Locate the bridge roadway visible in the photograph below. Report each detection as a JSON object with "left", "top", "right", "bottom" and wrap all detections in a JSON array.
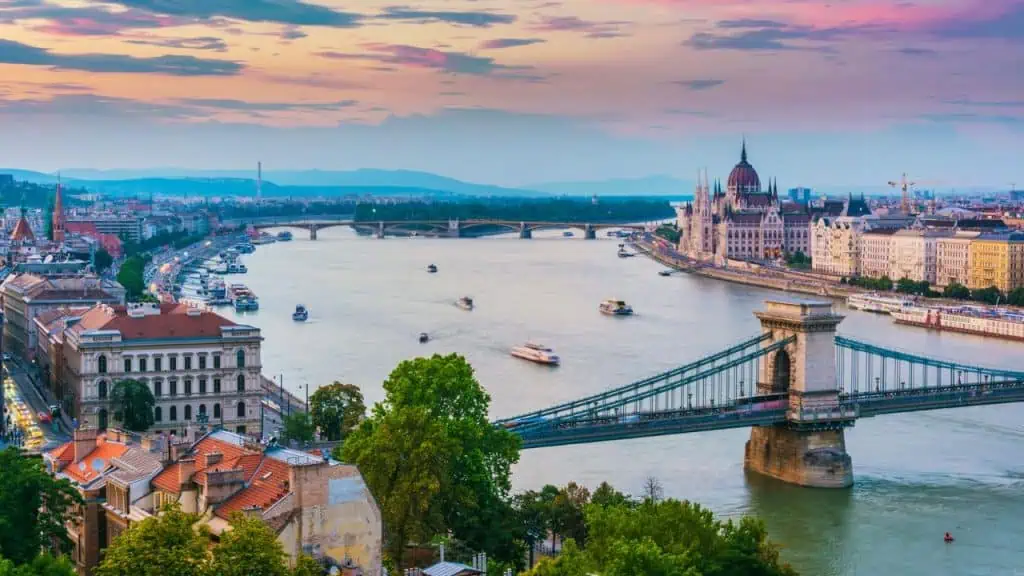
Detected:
[
  {"left": 513, "top": 380, "right": 1024, "bottom": 449},
  {"left": 238, "top": 217, "right": 647, "bottom": 239}
]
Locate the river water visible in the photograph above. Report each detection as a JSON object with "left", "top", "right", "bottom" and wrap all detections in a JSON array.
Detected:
[{"left": 226, "top": 227, "right": 1024, "bottom": 576}]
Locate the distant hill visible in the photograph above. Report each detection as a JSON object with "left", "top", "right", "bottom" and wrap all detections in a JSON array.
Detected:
[{"left": 529, "top": 175, "right": 692, "bottom": 197}]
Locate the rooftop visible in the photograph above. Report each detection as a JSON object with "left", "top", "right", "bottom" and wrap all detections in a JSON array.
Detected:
[{"left": 68, "top": 302, "right": 246, "bottom": 342}]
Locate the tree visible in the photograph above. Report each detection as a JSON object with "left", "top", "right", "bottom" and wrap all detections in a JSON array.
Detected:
[
  {"left": 109, "top": 379, "right": 155, "bottom": 432},
  {"left": 341, "top": 353, "right": 521, "bottom": 568},
  {"left": 1008, "top": 287, "right": 1024, "bottom": 307},
  {"left": 93, "top": 505, "right": 210, "bottom": 576},
  {"left": 289, "top": 556, "right": 323, "bottom": 576},
  {"left": 971, "top": 286, "right": 1002, "bottom": 305},
  {"left": 590, "top": 482, "right": 632, "bottom": 509},
  {"left": 523, "top": 540, "right": 591, "bottom": 576},
  {"left": 309, "top": 382, "right": 365, "bottom": 442},
  {"left": 116, "top": 256, "right": 147, "bottom": 299},
  {"left": 642, "top": 476, "right": 664, "bottom": 503},
  {"left": 551, "top": 483, "right": 590, "bottom": 547},
  {"left": 280, "top": 412, "right": 315, "bottom": 444},
  {"left": 0, "top": 448, "right": 82, "bottom": 564},
  {"left": 0, "top": 554, "right": 76, "bottom": 576},
  {"left": 93, "top": 249, "right": 114, "bottom": 274},
  {"left": 210, "top": 514, "right": 289, "bottom": 576}
]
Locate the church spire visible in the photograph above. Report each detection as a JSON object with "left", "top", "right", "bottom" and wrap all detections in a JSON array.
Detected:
[{"left": 741, "top": 137, "right": 747, "bottom": 163}]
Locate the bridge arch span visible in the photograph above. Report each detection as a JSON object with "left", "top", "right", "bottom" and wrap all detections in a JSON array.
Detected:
[
  {"left": 771, "top": 349, "right": 791, "bottom": 393},
  {"left": 458, "top": 220, "right": 522, "bottom": 234}
]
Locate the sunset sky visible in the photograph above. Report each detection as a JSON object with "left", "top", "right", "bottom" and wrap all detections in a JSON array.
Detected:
[{"left": 0, "top": 0, "right": 1021, "bottom": 187}]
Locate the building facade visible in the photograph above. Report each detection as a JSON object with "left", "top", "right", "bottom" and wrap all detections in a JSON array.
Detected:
[
  {"left": 859, "top": 229, "right": 900, "bottom": 279},
  {"left": 888, "top": 230, "right": 947, "bottom": 284},
  {"left": 60, "top": 302, "right": 264, "bottom": 435},
  {"left": 0, "top": 273, "right": 126, "bottom": 360},
  {"left": 968, "top": 232, "right": 1024, "bottom": 292},
  {"left": 66, "top": 215, "right": 143, "bottom": 243},
  {"left": 935, "top": 231, "right": 980, "bottom": 288},
  {"left": 810, "top": 217, "right": 865, "bottom": 278},
  {"left": 676, "top": 141, "right": 810, "bottom": 262}
]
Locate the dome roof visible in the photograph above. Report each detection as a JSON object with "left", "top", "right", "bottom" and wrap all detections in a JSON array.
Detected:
[{"left": 727, "top": 140, "right": 761, "bottom": 193}]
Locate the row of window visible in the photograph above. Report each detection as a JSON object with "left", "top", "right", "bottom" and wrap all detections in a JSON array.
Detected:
[
  {"left": 97, "top": 349, "right": 248, "bottom": 374},
  {"left": 153, "top": 401, "right": 245, "bottom": 422},
  {"left": 95, "top": 375, "right": 246, "bottom": 399}
]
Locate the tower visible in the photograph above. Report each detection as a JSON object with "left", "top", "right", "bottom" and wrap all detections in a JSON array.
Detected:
[{"left": 53, "top": 175, "right": 65, "bottom": 243}]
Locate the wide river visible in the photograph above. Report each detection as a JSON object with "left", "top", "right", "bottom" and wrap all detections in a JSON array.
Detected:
[{"left": 226, "top": 227, "right": 1024, "bottom": 576}]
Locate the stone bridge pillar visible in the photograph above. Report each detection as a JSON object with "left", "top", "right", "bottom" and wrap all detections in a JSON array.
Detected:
[
  {"left": 584, "top": 224, "right": 596, "bottom": 240},
  {"left": 519, "top": 222, "right": 532, "bottom": 239},
  {"left": 744, "top": 300, "right": 854, "bottom": 488},
  {"left": 376, "top": 221, "right": 385, "bottom": 239},
  {"left": 309, "top": 225, "right": 318, "bottom": 241},
  {"left": 448, "top": 218, "right": 461, "bottom": 238}
]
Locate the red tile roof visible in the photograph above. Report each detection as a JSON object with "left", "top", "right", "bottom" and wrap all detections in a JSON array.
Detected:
[
  {"left": 71, "top": 302, "right": 237, "bottom": 341},
  {"left": 215, "top": 457, "right": 291, "bottom": 519},
  {"left": 48, "top": 442, "right": 74, "bottom": 467},
  {"left": 10, "top": 217, "right": 34, "bottom": 242},
  {"left": 152, "top": 463, "right": 185, "bottom": 494},
  {"left": 60, "top": 436, "right": 129, "bottom": 485}
]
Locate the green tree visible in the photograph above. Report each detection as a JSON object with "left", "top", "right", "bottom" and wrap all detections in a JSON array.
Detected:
[
  {"left": 109, "top": 379, "right": 156, "bottom": 432},
  {"left": 551, "top": 483, "right": 590, "bottom": 547},
  {"left": 523, "top": 540, "right": 591, "bottom": 576},
  {"left": 0, "top": 448, "right": 83, "bottom": 564},
  {"left": 280, "top": 412, "right": 315, "bottom": 444},
  {"left": 93, "top": 505, "right": 210, "bottom": 576},
  {"left": 0, "top": 554, "right": 76, "bottom": 576},
  {"left": 1007, "top": 287, "right": 1024, "bottom": 306},
  {"left": 590, "top": 482, "right": 633, "bottom": 509},
  {"left": 116, "top": 256, "right": 147, "bottom": 299},
  {"left": 210, "top": 514, "right": 288, "bottom": 576},
  {"left": 289, "top": 556, "right": 323, "bottom": 576},
  {"left": 971, "top": 286, "right": 1002, "bottom": 304},
  {"left": 309, "top": 382, "right": 365, "bottom": 442},
  {"left": 93, "top": 248, "right": 114, "bottom": 274}
]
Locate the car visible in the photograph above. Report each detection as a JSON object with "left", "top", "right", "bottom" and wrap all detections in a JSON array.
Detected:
[
  {"left": 37, "top": 411, "right": 51, "bottom": 424},
  {"left": 2, "top": 353, "right": 10, "bottom": 361}
]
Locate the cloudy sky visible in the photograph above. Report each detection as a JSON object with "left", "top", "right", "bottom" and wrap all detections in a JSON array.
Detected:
[{"left": 0, "top": 0, "right": 1021, "bottom": 187}]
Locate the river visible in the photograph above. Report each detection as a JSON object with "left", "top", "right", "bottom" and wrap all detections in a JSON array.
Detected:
[{"left": 225, "top": 227, "right": 1024, "bottom": 576}]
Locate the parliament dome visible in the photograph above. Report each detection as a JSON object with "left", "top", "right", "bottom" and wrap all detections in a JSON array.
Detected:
[{"left": 727, "top": 140, "right": 761, "bottom": 193}]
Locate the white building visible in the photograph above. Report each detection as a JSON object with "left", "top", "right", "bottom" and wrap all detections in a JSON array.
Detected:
[
  {"left": 887, "top": 229, "right": 950, "bottom": 284},
  {"left": 810, "top": 217, "right": 867, "bottom": 278},
  {"left": 61, "top": 302, "right": 264, "bottom": 436},
  {"left": 860, "top": 229, "right": 900, "bottom": 279},
  {"left": 936, "top": 231, "right": 980, "bottom": 288}
]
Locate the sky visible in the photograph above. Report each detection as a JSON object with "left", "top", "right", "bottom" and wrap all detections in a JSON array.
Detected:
[{"left": 0, "top": 0, "right": 1022, "bottom": 188}]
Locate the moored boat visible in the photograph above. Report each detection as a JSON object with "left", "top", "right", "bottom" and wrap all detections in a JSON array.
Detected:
[
  {"left": 277, "top": 231, "right": 293, "bottom": 241},
  {"left": 891, "top": 305, "right": 1024, "bottom": 341},
  {"left": 599, "top": 299, "right": 634, "bottom": 316},
  {"left": 292, "top": 304, "right": 308, "bottom": 322},
  {"left": 510, "top": 342, "right": 560, "bottom": 365},
  {"left": 847, "top": 293, "right": 916, "bottom": 315},
  {"left": 456, "top": 296, "right": 474, "bottom": 310}
]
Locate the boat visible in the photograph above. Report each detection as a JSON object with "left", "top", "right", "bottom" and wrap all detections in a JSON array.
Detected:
[
  {"left": 427, "top": 264, "right": 438, "bottom": 273},
  {"left": 599, "top": 299, "right": 634, "bottom": 316},
  {"left": 510, "top": 342, "right": 560, "bottom": 365},
  {"left": 456, "top": 296, "right": 474, "bottom": 311},
  {"left": 229, "top": 283, "right": 259, "bottom": 311},
  {"left": 419, "top": 332, "right": 429, "bottom": 343},
  {"left": 234, "top": 243, "right": 255, "bottom": 254},
  {"left": 277, "top": 231, "right": 293, "bottom": 241},
  {"left": 891, "top": 305, "right": 1024, "bottom": 341},
  {"left": 563, "top": 231, "right": 574, "bottom": 238},
  {"left": 617, "top": 249, "right": 635, "bottom": 258},
  {"left": 252, "top": 232, "right": 277, "bottom": 245},
  {"left": 846, "top": 293, "right": 916, "bottom": 315},
  {"left": 292, "top": 305, "right": 308, "bottom": 322},
  {"left": 658, "top": 270, "right": 672, "bottom": 277}
]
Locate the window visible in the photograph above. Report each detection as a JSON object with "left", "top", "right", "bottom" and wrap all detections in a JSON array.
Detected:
[
  {"left": 169, "top": 356, "right": 177, "bottom": 371},
  {"left": 236, "top": 349, "right": 245, "bottom": 368},
  {"left": 198, "top": 355, "right": 206, "bottom": 370},
  {"left": 98, "top": 380, "right": 107, "bottom": 399},
  {"left": 199, "top": 404, "right": 207, "bottom": 415},
  {"left": 169, "top": 380, "right": 177, "bottom": 396},
  {"left": 139, "top": 357, "right": 147, "bottom": 373},
  {"left": 236, "top": 374, "right": 245, "bottom": 392},
  {"left": 123, "top": 357, "right": 132, "bottom": 373},
  {"left": 199, "top": 377, "right": 207, "bottom": 395},
  {"left": 169, "top": 406, "right": 177, "bottom": 421},
  {"left": 213, "top": 403, "right": 221, "bottom": 419},
  {"left": 154, "top": 357, "right": 162, "bottom": 372},
  {"left": 235, "top": 425, "right": 246, "bottom": 435},
  {"left": 213, "top": 378, "right": 221, "bottom": 394},
  {"left": 153, "top": 380, "right": 162, "bottom": 397},
  {"left": 213, "top": 355, "right": 221, "bottom": 369},
  {"left": 184, "top": 405, "right": 192, "bottom": 420},
  {"left": 184, "top": 356, "right": 192, "bottom": 370},
  {"left": 236, "top": 402, "right": 245, "bottom": 418},
  {"left": 98, "top": 355, "right": 107, "bottom": 374},
  {"left": 184, "top": 378, "right": 192, "bottom": 396},
  {"left": 154, "top": 406, "right": 162, "bottom": 422}
]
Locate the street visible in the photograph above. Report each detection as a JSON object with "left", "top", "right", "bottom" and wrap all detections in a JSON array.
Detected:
[{"left": 2, "top": 357, "right": 69, "bottom": 452}]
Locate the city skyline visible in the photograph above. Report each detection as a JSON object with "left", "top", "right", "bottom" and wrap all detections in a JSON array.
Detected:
[{"left": 0, "top": 0, "right": 1021, "bottom": 187}]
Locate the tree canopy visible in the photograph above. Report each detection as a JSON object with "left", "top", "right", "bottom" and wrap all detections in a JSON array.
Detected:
[
  {"left": 309, "top": 382, "right": 365, "bottom": 442},
  {"left": 109, "top": 379, "right": 156, "bottom": 432},
  {"left": 280, "top": 412, "right": 315, "bottom": 444},
  {"left": 0, "top": 554, "right": 76, "bottom": 576},
  {"left": 93, "top": 248, "right": 114, "bottom": 274},
  {"left": 116, "top": 256, "right": 147, "bottom": 300},
  {"left": 340, "top": 354, "right": 521, "bottom": 569},
  {"left": 0, "top": 449, "right": 82, "bottom": 564},
  {"left": 209, "top": 514, "right": 290, "bottom": 576}
]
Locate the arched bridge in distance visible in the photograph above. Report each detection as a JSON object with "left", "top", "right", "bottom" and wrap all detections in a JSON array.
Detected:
[
  {"left": 240, "top": 217, "right": 648, "bottom": 240},
  {"left": 494, "top": 299, "right": 1024, "bottom": 489}
]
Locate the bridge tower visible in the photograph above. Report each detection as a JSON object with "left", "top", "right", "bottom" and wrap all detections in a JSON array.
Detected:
[
  {"left": 448, "top": 218, "right": 461, "bottom": 238},
  {"left": 584, "top": 224, "right": 596, "bottom": 240},
  {"left": 519, "top": 222, "right": 532, "bottom": 239},
  {"left": 309, "top": 225, "right": 318, "bottom": 241},
  {"left": 744, "top": 300, "right": 855, "bottom": 488},
  {"left": 376, "top": 221, "right": 385, "bottom": 239}
]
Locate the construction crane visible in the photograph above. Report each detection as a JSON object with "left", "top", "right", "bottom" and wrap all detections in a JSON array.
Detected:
[{"left": 888, "top": 173, "right": 916, "bottom": 214}]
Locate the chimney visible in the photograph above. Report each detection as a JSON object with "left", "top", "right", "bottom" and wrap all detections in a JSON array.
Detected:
[
  {"left": 178, "top": 457, "right": 196, "bottom": 487},
  {"left": 202, "top": 451, "right": 223, "bottom": 469},
  {"left": 73, "top": 427, "right": 99, "bottom": 463}
]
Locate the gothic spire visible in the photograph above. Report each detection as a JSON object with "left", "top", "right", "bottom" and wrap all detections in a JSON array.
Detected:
[{"left": 741, "top": 137, "right": 747, "bottom": 163}]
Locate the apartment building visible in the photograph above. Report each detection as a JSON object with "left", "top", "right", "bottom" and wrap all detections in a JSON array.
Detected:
[
  {"left": 935, "top": 231, "right": 981, "bottom": 288},
  {"left": 810, "top": 216, "right": 865, "bottom": 277},
  {"left": 887, "top": 230, "right": 949, "bottom": 284},
  {"left": 968, "top": 232, "right": 1024, "bottom": 292},
  {"left": 858, "top": 229, "right": 900, "bottom": 279}
]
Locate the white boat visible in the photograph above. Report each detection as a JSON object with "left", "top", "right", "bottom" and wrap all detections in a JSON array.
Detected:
[
  {"left": 292, "top": 304, "right": 308, "bottom": 321},
  {"left": 599, "top": 299, "right": 634, "bottom": 316},
  {"left": 456, "top": 296, "right": 474, "bottom": 310},
  {"left": 892, "top": 305, "right": 1024, "bottom": 341},
  {"left": 277, "top": 231, "right": 293, "bottom": 241},
  {"left": 427, "top": 264, "right": 438, "bottom": 273},
  {"left": 847, "top": 293, "right": 916, "bottom": 315},
  {"left": 510, "top": 342, "right": 560, "bottom": 365}
]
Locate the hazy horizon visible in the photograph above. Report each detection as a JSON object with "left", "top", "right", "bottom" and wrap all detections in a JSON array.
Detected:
[{"left": 0, "top": 0, "right": 1021, "bottom": 188}]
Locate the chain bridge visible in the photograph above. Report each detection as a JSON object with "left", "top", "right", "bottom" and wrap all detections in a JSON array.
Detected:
[{"left": 496, "top": 300, "right": 1024, "bottom": 488}]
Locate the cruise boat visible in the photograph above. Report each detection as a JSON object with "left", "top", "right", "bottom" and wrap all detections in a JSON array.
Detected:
[
  {"left": 658, "top": 270, "right": 672, "bottom": 277},
  {"left": 891, "top": 305, "right": 1024, "bottom": 341},
  {"left": 277, "top": 231, "right": 293, "bottom": 241},
  {"left": 847, "top": 293, "right": 916, "bottom": 315},
  {"left": 599, "top": 299, "right": 634, "bottom": 316},
  {"left": 252, "top": 232, "right": 277, "bottom": 245},
  {"left": 510, "top": 342, "right": 560, "bottom": 365},
  {"left": 292, "top": 304, "right": 308, "bottom": 322},
  {"left": 427, "top": 264, "right": 438, "bottom": 273},
  {"left": 229, "top": 284, "right": 259, "bottom": 311},
  {"left": 235, "top": 243, "right": 256, "bottom": 254},
  {"left": 456, "top": 296, "right": 474, "bottom": 311},
  {"left": 563, "top": 231, "right": 574, "bottom": 238}
]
